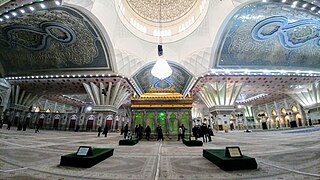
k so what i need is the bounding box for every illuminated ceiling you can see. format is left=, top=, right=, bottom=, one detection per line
left=126, top=0, right=197, bottom=23
left=1, top=0, right=320, bottom=108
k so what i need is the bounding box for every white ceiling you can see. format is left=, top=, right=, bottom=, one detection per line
left=64, top=0, right=246, bottom=77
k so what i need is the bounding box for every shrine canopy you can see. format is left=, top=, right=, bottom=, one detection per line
left=131, top=86, right=192, bottom=109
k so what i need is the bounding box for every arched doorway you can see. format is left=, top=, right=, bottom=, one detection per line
left=38, top=113, right=45, bottom=128
left=284, top=115, right=290, bottom=127
left=292, top=106, right=302, bottom=126
left=296, top=114, right=302, bottom=126
left=169, top=113, right=177, bottom=133
left=275, top=117, right=280, bottom=128
left=53, top=114, right=60, bottom=130
left=230, top=114, right=235, bottom=130
left=105, top=114, right=113, bottom=130
left=86, top=115, right=95, bottom=131
left=147, top=112, right=155, bottom=133
left=69, top=114, right=77, bottom=130
left=280, top=108, right=288, bottom=128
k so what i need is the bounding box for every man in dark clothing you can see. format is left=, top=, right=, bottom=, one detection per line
left=35, top=123, right=40, bottom=133
left=75, top=125, right=80, bottom=132
left=22, top=123, right=27, bottom=131
left=124, top=124, right=129, bottom=139
left=138, top=124, right=143, bottom=140
left=7, top=120, right=11, bottom=130
left=201, top=123, right=208, bottom=142
left=181, top=124, right=187, bottom=140
left=192, top=126, right=198, bottom=140
left=17, top=123, right=22, bottom=131
left=135, top=125, right=139, bottom=137
left=120, top=126, right=124, bottom=135
left=156, top=125, right=164, bottom=141
left=97, top=126, right=102, bottom=137
left=103, top=126, right=108, bottom=137
left=145, top=125, right=151, bottom=141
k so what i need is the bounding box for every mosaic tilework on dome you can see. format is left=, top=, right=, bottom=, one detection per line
left=132, top=62, right=193, bottom=94
left=0, top=6, right=113, bottom=76
left=215, top=2, right=320, bottom=70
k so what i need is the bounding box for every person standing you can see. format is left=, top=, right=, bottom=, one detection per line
left=181, top=124, right=187, bottom=140
left=156, top=125, right=164, bottom=141
left=138, top=124, right=143, bottom=140
left=134, top=125, right=139, bottom=137
left=124, top=124, right=129, bottom=139
left=207, top=125, right=213, bottom=142
left=97, top=126, right=102, bottom=137
left=145, top=125, right=151, bottom=141
left=178, top=126, right=183, bottom=141
left=103, top=126, right=108, bottom=137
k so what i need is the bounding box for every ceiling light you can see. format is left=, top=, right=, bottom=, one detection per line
left=55, top=1, right=61, bottom=6
left=311, top=6, right=316, bottom=11
left=11, top=12, right=17, bottom=16
left=40, top=3, right=46, bottom=8
left=281, top=0, right=286, bottom=2
left=0, top=18, right=3, bottom=22
left=302, top=3, right=308, bottom=8
left=20, top=9, right=25, bottom=13
left=29, top=6, right=35, bottom=11
left=151, top=45, right=172, bottom=80
left=4, top=15, right=9, bottom=19
left=291, top=1, right=298, bottom=8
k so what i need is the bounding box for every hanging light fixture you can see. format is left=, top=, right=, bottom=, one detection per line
left=151, top=0, right=172, bottom=80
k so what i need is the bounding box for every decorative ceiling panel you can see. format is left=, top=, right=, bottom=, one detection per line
left=192, top=75, right=320, bottom=106
left=126, top=0, right=197, bottom=23
left=215, top=2, right=320, bottom=70
left=0, top=6, right=113, bottom=76
left=132, top=62, right=193, bottom=94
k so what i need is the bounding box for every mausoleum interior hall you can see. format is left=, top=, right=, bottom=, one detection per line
left=0, top=0, right=319, bottom=179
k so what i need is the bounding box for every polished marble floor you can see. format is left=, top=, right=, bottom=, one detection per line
left=0, top=126, right=319, bottom=180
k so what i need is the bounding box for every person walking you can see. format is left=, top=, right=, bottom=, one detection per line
left=103, top=126, right=108, bottom=137
left=35, top=122, right=40, bottom=133
left=97, top=126, right=102, bottom=137
left=200, top=123, right=208, bottom=142
left=145, top=125, right=151, bottom=141
left=7, top=120, right=11, bottom=130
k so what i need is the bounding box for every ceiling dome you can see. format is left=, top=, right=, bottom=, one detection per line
left=126, top=0, right=197, bottom=23
left=116, top=0, right=209, bottom=43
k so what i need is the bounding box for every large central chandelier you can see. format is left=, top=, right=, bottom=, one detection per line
left=150, top=0, right=172, bottom=80
left=151, top=45, right=172, bottom=79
